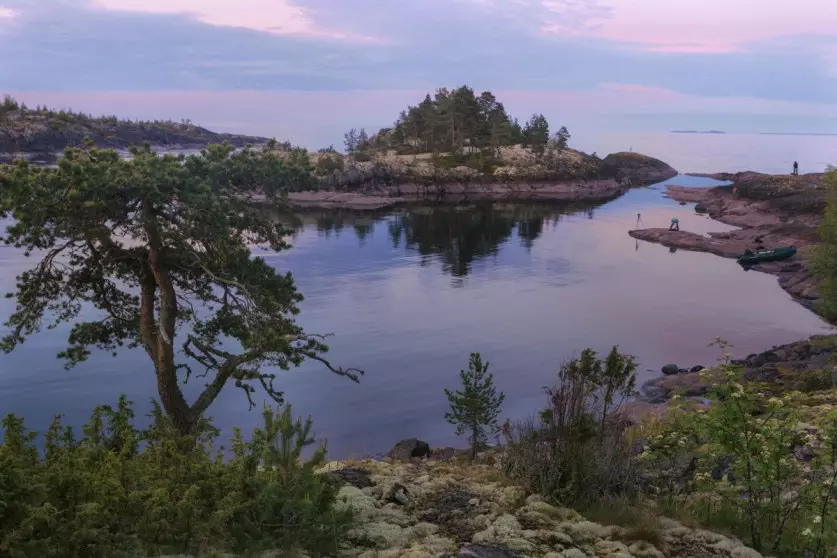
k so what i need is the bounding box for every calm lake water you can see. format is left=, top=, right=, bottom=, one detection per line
left=1, top=136, right=836, bottom=457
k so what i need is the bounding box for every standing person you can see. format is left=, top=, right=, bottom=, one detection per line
left=793, top=161, right=799, bottom=175
left=636, top=213, right=643, bottom=228
left=669, top=217, right=680, bottom=231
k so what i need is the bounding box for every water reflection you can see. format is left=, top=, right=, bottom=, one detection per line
left=286, top=202, right=601, bottom=278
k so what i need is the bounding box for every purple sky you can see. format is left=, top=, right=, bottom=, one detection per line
left=1, top=0, right=836, bottom=145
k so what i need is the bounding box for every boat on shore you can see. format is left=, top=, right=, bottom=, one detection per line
left=737, top=246, right=797, bottom=266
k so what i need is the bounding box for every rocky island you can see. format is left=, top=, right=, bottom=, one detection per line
left=287, top=148, right=677, bottom=210
left=286, top=87, right=676, bottom=209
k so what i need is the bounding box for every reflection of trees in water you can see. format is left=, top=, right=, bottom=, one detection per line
left=278, top=202, right=601, bottom=277
left=391, top=207, right=517, bottom=277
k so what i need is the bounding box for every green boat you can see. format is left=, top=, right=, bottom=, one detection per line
left=737, top=246, right=797, bottom=266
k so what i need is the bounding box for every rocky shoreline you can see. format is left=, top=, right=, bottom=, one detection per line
left=629, top=171, right=829, bottom=310
left=288, top=179, right=634, bottom=211
left=287, top=152, right=678, bottom=210
left=639, top=334, right=836, bottom=406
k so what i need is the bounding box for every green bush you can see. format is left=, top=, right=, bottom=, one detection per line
left=316, top=152, right=345, bottom=175
left=351, top=150, right=372, bottom=162
left=0, top=397, right=352, bottom=558
left=642, top=355, right=837, bottom=556
left=501, top=347, right=639, bottom=506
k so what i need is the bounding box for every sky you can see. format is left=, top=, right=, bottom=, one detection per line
left=1, top=0, right=836, bottom=148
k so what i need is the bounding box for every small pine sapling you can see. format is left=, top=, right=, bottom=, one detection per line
left=444, top=353, right=506, bottom=460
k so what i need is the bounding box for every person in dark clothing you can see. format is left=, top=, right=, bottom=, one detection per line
left=793, top=161, right=799, bottom=175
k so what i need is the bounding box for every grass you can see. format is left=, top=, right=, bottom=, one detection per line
left=580, top=494, right=665, bottom=547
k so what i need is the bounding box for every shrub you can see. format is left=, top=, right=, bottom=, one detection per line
left=501, top=346, right=639, bottom=506
left=316, top=151, right=345, bottom=175
left=642, top=356, right=837, bottom=556
left=351, top=150, right=372, bottom=162
left=0, top=397, right=352, bottom=558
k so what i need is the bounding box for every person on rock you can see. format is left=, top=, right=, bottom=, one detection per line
left=669, top=217, right=680, bottom=231
left=793, top=161, right=799, bottom=175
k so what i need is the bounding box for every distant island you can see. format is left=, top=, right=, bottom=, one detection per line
left=758, top=132, right=837, bottom=137
left=671, top=130, right=727, bottom=134
left=0, top=94, right=268, bottom=156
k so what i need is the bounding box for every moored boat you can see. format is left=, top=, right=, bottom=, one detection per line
left=737, top=246, right=797, bottom=266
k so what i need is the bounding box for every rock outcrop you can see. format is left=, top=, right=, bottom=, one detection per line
left=288, top=149, right=677, bottom=210
left=629, top=180, right=824, bottom=309
left=319, top=457, right=764, bottom=558
left=640, top=334, right=837, bottom=405
left=600, top=153, right=678, bottom=185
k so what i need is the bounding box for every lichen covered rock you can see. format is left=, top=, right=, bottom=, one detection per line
left=327, top=457, right=762, bottom=558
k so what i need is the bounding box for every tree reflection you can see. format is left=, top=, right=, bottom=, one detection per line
left=277, top=201, right=602, bottom=278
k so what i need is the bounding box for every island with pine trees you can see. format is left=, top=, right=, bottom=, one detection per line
left=291, top=87, right=677, bottom=209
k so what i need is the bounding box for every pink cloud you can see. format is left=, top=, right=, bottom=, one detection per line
left=540, top=0, right=837, bottom=53
left=0, top=7, right=17, bottom=19
left=88, top=0, right=375, bottom=40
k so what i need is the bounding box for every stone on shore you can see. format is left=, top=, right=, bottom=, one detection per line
left=661, top=364, right=679, bottom=376
left=388, top=438, right=432, bottom=460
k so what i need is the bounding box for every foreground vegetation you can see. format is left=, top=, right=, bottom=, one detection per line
left=811, top=165, right=837, bottom=320
left=0, top=400, right=352, bottom=557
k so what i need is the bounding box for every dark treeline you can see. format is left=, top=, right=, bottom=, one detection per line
left=0, top=94, right=266, bottom=154
left=1, top=94, right=193, bottom=130
left=343, top=86, right=569, bottom=158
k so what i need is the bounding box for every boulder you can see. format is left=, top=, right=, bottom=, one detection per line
left=690, top=365, right=705, bottom=373
left=458, top=544, right=523, bottom=558
left=388, top=438, right=431, bottom=460
left=662, top=364, right=680, bottom=376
